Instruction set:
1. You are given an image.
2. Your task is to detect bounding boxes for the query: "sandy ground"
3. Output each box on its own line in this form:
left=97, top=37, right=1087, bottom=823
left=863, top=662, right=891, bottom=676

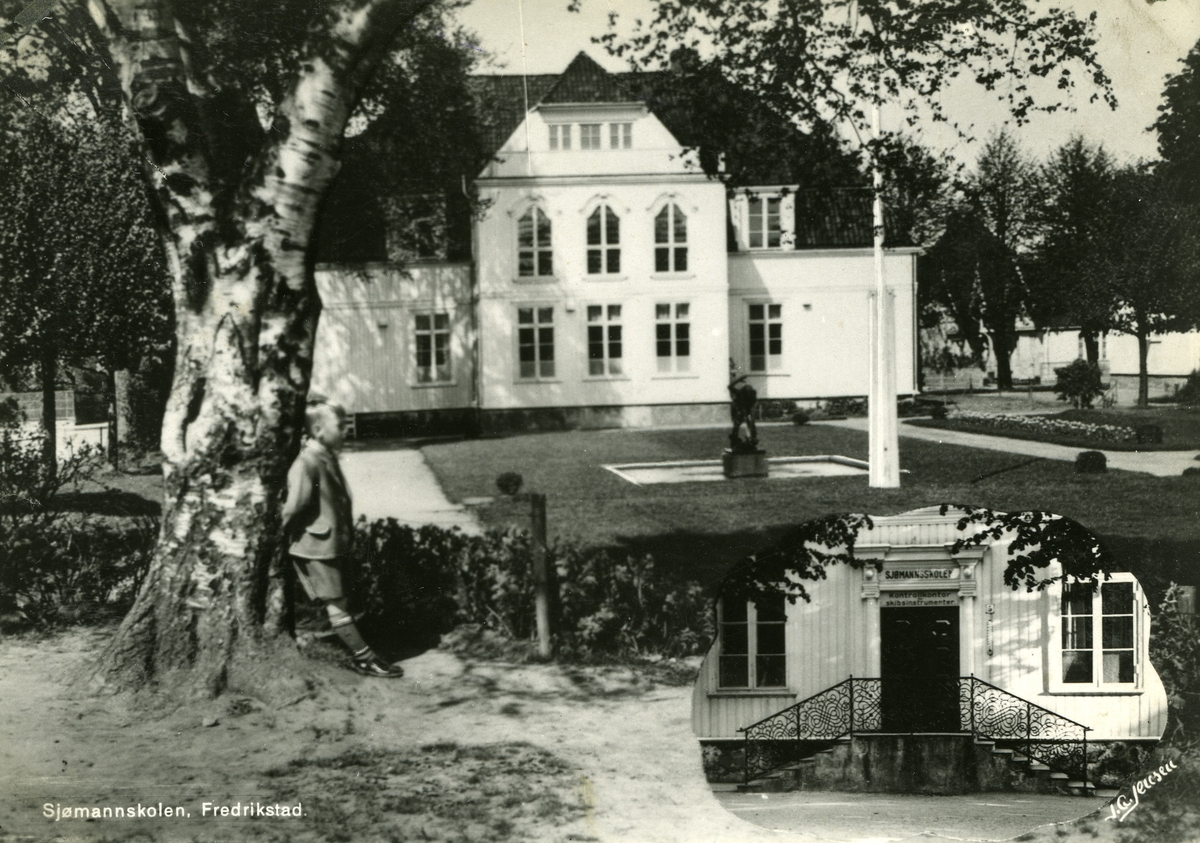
left=0, top=626, right=1131, bottom=843
left=0, top=626, right=768, bottom=843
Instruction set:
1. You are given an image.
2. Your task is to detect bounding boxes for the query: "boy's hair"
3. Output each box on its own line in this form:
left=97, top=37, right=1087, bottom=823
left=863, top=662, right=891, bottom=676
left=304, top=400, right=345, bottom=436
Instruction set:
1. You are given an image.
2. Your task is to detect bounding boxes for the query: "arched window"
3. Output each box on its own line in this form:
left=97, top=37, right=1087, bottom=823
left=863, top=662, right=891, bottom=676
left=655, top=204, right=687, bottom=272
left=586, top=205, right=620, bottom=274
left=518, top=207, right=552, bottom=277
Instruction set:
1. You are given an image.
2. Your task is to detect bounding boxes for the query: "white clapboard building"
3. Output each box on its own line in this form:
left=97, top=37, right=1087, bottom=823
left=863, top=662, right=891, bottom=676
left=694, top=507, right=1168, bottom=793
left=311, top=53, right=918, bottom=433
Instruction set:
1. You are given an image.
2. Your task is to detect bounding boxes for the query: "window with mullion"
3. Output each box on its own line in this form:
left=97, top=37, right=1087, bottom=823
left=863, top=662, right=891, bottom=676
left=655, top=302, right=690, bottom=373
left=654, top=205, right=688, bottom=272
left=580, top=123, right=601, bottom=150
left=1061, top=579, right=1137, bottom=687
left=414, top=312, right=451, bottom=383
left=748, top=196, right=781, bottom=249
left=586, top=304, right=622, bottom=376
left=517, top=307, right=555, bottom=380
left=518, top=208, right=553, bottom=278
left=748, top=303, right=782, bottom=372
left=719, top=594, right=786, bottom=689
left=587, top=206, right=621, bottom=275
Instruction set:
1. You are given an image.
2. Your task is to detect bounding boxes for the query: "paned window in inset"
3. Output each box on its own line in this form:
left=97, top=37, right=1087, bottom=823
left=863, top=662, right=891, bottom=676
left=587, top=206, right=621, bottom=274
left=1061, top=580, right=1137, bottom=686
left=718, top=594, right=786, bottom=689
left=655, top=205, right=688, bottom=272
left=748, top=195, right=781, bottom=248
left=517, top=307, right=555, bottom=380
left=586, top=304, right=622, bottom=376
left=655, top=303, right=690, bottom=373
left=414, top=312, right=451, bottom=383
left=517, top=207, right=552, bottom=278
left=748, top=303, right=782, bottom=372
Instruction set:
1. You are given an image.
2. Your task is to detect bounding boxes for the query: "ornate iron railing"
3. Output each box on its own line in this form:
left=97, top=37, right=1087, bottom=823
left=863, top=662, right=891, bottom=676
left=959, top=675, right=1090, bottom=786
left=739, top=675, right=1090, bottom=787
left=740, top=677, right=882, bottom=783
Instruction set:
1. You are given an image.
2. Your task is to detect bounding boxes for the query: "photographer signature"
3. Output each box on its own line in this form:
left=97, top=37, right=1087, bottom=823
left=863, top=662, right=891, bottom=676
left=1104, top=759, right=1177, bottom=822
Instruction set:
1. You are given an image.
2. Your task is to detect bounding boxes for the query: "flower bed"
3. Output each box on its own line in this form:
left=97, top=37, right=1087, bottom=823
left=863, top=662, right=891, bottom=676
left=945, top=411, right=1138, bottom=444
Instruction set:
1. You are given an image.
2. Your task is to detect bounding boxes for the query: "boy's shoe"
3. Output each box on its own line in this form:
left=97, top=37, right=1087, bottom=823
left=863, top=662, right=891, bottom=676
left=352, top=655, right=404, bottom=678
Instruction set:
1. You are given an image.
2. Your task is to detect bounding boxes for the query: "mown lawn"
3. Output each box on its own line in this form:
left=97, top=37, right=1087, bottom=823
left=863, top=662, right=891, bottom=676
left=422, top=423, right=1200, bottom=596
left=911, top=406, right=1200, bottom=451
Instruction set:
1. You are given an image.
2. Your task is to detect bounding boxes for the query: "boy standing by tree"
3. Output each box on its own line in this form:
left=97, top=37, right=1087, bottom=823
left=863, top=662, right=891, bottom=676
left=282, top=399, right=403, bottom=678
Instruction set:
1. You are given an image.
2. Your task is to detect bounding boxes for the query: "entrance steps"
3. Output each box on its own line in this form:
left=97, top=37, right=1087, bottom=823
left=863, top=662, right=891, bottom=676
left=738, top=734, right=1098, bottom=796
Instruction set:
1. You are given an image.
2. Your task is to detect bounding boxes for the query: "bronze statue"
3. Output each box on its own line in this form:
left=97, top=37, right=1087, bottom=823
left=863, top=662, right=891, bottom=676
left=728, top=365, right=759, bottom=452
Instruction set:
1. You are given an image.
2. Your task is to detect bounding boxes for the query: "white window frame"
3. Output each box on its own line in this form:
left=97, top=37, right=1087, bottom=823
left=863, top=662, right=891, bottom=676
left=516, top=305, right=556, bottom=382
left=548, top=124, right=571, bottom=150
left=579, top=123, right=602, bottom=150
left=716, top=595, right=787, bottom=691
left=655, top=302, right=691, bottom=374
left=654, top=204, right=688, bottom=274
left=586, top=205, right=621, bottom=276
left=413, top=311, right=452, bottom=385
left=516, top=206, right=553, bottom=280
left=747, top=195, right=782, bottom=249
left=586, top=303, right=623, bottom=378
left=747, top=302, right=783, bottom=372
left=609, top=122, right=632, bottom=149
left=1049, top=573, right=1145, bottom=694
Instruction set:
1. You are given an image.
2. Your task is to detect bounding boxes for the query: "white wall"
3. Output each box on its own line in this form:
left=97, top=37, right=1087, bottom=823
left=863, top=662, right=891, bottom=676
left=727, top=250, right=919, bottom=399
left=475, top=103, right=730, bottom=411
left=311, top=263, right=474, bottom=414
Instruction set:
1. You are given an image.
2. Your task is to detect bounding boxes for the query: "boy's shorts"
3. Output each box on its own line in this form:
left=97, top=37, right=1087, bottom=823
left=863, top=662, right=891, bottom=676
left=292, top=557, right=344, bottom=602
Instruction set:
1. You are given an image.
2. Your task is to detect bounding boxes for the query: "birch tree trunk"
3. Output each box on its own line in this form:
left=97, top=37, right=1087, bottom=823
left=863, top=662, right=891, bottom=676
left=85, top=0, right=432, bottom=699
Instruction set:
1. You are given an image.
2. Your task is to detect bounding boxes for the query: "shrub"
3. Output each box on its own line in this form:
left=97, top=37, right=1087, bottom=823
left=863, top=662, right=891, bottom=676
left=791, top=409, right=810, bottom=426
left=931, top=404, right=948, bottom=420
left=1175, top=370, right=1200, bottom=406
left=346, top=519, right=713, bottom=661
left=1075, top=451, right=1107, bottom=473
left=0, top=424, right=154, bottom=628
left=1136, top=424, right=1164, bottom=445
left=822, top=397, right=867, bottom=418
left=1054, top=358, right=1106, bottom=409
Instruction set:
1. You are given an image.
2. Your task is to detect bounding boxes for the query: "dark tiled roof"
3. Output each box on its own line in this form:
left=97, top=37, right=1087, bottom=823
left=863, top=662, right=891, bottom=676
left=540, top=52, right=640, bottom=105
left=792, top=189, right=911, bottom=249
left=471, top=52, right=646, bottom=157
left=468, top=74, right=559, bottom=160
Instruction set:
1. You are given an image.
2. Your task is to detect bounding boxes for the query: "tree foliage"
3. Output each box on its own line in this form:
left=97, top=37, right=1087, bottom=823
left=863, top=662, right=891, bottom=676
left=1026, top=135, right=1115, bottom=361
left=1093, top=169, right=1200, bottom=407
left=720, top=507, right=1111, bottom=610
left=1155, top=37, right=1200, bottom=202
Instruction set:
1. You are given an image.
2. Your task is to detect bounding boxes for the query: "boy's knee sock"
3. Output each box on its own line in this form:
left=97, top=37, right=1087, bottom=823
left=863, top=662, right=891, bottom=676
left=326, top=604, right=371, bottom=657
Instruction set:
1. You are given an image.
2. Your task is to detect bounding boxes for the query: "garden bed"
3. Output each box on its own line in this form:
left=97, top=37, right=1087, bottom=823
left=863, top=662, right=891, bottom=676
left=910, top=407, right=1200, bottom=451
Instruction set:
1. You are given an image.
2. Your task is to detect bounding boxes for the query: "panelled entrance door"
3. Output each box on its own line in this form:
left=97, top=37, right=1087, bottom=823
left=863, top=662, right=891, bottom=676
left=880, top=606, right=960, bottom=732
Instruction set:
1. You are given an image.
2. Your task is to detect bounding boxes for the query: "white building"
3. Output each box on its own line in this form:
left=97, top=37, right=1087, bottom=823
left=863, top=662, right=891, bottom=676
left=312, top=53, right=918, bottom=433
left=694, top=507, right=1168, bottom=793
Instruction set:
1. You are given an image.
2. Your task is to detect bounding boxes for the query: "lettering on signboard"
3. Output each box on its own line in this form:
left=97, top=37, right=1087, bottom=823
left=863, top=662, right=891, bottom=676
left=880, top=590, right=959, bottom=608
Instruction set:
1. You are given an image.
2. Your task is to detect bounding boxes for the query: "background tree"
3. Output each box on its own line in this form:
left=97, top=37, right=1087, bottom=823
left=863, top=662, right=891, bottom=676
left=1095, top=169, right=1200, bottom=408
left=922, top=130, right=1041, bottom=391
left=1, top=0, right=481, bottom=700
left=1154, top=37, right=1200, bottom=203
left=1026, top=136, right=1115, bottom=364
left=0, top=106, right=168, bottom=477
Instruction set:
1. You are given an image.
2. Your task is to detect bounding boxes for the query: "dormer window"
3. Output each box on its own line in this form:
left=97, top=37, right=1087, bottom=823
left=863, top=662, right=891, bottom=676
left=610, top=123, right=631, bottom=149
left=580, top=124, right=602, bottom=150
left=748, top=195, right=781, bottom=249
left=548, top=124, right=571, bottom=150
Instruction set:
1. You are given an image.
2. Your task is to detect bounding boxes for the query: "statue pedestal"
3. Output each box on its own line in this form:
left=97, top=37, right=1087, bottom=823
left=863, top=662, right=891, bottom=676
left=723, top=449, right=768, bottom=478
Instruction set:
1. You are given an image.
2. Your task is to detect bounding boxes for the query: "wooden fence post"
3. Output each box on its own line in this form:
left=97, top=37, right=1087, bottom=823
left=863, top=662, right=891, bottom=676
left=530, top=492, right=551, bottom=657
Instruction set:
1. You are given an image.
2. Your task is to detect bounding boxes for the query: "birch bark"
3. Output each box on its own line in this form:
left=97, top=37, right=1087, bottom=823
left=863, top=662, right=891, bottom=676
left=86, top=0, right=432, bottom=697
